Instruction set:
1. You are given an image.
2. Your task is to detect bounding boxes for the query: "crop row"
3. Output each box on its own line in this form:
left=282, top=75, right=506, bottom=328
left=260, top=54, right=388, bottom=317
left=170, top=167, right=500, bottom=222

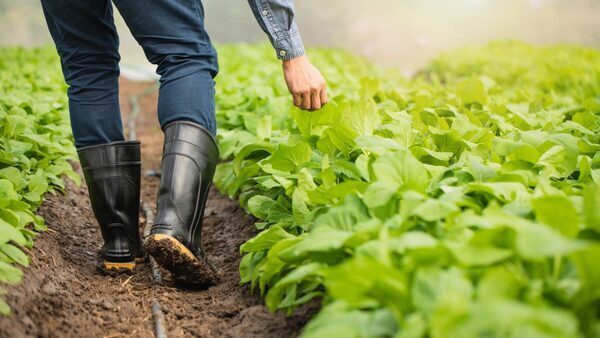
left=0, top=47, right=78, bottom=314
left=214, top=42, right=600, bottom=337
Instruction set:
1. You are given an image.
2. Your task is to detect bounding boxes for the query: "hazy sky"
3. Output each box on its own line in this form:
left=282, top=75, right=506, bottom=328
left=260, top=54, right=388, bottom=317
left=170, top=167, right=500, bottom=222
left=1, top=0, right=599, bottom=72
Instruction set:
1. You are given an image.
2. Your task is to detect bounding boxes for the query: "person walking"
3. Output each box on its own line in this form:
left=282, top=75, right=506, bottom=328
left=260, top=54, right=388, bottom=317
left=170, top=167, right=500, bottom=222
left=41, top=0, right=328, bottom=285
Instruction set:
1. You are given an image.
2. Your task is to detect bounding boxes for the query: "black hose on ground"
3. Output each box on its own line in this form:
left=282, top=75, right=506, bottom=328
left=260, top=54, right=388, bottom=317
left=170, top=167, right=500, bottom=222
left=127, top=83, right=168, bottom=338
left=151, top=299, right=168, bottom=338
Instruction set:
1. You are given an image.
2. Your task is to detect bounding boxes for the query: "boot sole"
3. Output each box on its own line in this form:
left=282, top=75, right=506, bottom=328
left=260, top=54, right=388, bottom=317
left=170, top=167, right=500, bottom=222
left=101, top=257, right=145, bottom=274
left=146, top=234, right=219, bottom=286
left=102, top=261, right=135, bottom=272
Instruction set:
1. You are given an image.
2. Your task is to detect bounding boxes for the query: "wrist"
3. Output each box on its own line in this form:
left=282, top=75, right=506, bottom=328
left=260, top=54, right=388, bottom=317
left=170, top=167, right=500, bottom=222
left=282, top=55, right=308, bottom=68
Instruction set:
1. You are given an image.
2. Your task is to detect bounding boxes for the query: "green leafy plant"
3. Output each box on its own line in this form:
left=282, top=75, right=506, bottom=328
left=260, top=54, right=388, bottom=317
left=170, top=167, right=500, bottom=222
left=215, top=42, right=600, bottom=337
left=0, top=47, right=78, bottom=314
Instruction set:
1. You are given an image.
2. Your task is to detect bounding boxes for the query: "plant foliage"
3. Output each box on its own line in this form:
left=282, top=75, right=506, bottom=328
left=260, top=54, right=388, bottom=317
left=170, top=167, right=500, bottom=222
left=0, top=47, right=78, bottom=314
left=215, top=41, right=600, bottom=337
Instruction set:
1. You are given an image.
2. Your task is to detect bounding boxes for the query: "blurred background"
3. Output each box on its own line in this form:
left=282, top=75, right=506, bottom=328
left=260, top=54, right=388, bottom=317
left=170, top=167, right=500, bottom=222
left=1, top=0, right=598, bottom=74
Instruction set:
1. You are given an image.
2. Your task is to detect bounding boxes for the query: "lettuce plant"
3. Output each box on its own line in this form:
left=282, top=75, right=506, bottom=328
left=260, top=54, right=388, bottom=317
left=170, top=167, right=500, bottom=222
left=0, top=47, right=78, bottom=314
left=215, top=42, right=600, bottom=338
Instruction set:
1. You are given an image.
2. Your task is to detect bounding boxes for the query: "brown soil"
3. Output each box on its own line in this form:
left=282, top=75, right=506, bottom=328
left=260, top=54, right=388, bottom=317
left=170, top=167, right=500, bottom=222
left=0, top=79, right=317, bottom=338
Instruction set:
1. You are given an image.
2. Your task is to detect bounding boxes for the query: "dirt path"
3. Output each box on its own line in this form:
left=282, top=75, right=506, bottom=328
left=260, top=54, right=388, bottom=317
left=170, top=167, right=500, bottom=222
left=0, top=80, right=316, bottom=338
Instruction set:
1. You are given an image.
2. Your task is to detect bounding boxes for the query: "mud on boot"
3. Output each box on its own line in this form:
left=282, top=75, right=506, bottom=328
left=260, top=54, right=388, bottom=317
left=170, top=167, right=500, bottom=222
left=146, top=121, right=220, bottom=286
left=78, top=141, right=145, bottom=273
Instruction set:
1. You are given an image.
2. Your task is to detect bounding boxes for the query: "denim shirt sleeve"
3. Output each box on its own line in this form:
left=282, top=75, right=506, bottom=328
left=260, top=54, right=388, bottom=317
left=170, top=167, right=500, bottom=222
left=247, top=0, right=305, bottom=60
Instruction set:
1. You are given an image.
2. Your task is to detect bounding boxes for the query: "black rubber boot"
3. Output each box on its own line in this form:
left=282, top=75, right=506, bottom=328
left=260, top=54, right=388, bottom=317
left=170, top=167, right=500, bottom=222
left=146, top=121, right=219, bottom=286
left=78, top=141, right=145, bottom=273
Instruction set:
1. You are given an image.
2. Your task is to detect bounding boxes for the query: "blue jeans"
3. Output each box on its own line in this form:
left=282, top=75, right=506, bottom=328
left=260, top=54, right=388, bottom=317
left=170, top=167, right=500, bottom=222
left=41, top=0, right=218, bottom=148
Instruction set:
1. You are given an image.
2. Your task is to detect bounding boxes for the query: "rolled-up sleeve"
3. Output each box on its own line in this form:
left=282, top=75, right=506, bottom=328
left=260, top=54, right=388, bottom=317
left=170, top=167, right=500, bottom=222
left=247, top=0, right=305, bottom=60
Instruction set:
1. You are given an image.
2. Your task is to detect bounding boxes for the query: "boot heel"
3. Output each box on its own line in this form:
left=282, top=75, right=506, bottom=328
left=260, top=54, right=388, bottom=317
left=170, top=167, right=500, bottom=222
left=102, top=245, right=137, bottom=273
left=150, top=121, right=219, bottom=286
left=78, top=141, right=145, bottom=276
left=146, top=234, right=219, bottom=286
left=102, top=260, right=136, bottom=273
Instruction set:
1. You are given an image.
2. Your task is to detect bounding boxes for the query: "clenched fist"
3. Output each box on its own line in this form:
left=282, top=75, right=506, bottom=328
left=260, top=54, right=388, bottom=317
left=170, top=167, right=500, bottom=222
left=282, top=55, right=328, bottom=111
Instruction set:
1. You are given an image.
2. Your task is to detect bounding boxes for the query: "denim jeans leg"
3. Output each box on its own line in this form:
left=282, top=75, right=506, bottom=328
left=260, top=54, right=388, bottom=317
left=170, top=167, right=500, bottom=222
left=41, top=0, right=124, bottom=148
left=112, top=0, right=219, bottom=137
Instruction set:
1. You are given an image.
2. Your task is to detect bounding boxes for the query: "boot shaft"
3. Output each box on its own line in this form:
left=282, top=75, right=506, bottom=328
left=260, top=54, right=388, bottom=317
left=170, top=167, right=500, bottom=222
left=153, top=121, right=218, bottom=254
left=78, top=141, right=142, bottom=262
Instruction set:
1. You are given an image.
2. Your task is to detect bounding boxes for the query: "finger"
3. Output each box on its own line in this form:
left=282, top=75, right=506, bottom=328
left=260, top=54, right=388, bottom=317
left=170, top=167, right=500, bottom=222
left=292, top=93, right=302, bottom=108
left=310, top=91, right=321, bottom=111
left=301, top=92, right=311, bottom=110
left=320, top=88, right=329, bottom=106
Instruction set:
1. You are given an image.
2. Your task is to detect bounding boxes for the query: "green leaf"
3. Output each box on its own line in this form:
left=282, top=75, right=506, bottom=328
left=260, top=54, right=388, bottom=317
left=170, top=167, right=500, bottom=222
left=301, top=302, right=397, bottom=338
left=278, top=229, right=352, bottom=263
left=0, top=179, right=19, bottom=208
left=0, top=261, right=22, bottom=284
left=0, top=218, right=27, bottom=246
left=456, top=76, right=487, bottom=104
left=240, top=226, right=295, bottom=253
left=412, top=267, right=473, bottom=317
left=267, top=141, right=312, bottom=172
left=476, top=266, right=522, bottom=300
left=0, top=297, right=10, bottom=315
left=323, top=257, right=408, bottom=311
left=514, top=221, right=588, bottom=260
left=266, top=262, right=324, bottom=310
left=292, top=102, right=337, bottom=137
left=582, top=184, right=600, bottom=232
left=571, top=245, right=600, bottom=301
left=431, top=299, right=580, bottom=338
left=532, top=195, right=579, bottom=237
left=362, top=181, right=399, bottom=209
left=313, top=195, right=369, bottom=231
left=0, top=244, right=28, bottom=267
left=466, top=182, right=528, bottom=202
left=372, top=150, right=429, bottom=192
left=246, top=195, right=291, bottom=223
left=233, top=142, right=275, bottom=175
left=411, top=198, right=460, bottom=222
left=335, top=100, right=380, bottom=138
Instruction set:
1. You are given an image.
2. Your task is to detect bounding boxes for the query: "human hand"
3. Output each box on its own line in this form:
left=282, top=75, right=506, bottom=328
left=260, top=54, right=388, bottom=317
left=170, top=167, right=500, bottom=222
left=282, top=55, right=328, bottom=111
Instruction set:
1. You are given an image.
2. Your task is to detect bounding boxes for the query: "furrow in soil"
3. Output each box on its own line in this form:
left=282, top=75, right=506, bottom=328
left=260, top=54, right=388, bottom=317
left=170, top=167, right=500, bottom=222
left=0, top=79, right=317, bottom=338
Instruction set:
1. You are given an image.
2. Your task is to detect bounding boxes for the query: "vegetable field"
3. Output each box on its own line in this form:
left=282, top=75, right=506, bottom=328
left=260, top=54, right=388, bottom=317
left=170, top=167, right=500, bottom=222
left=215, top=41, right=600, bottom=338
left=0, top=47, right=78, bottom=314
left=1, top=41, right=599, bottom=337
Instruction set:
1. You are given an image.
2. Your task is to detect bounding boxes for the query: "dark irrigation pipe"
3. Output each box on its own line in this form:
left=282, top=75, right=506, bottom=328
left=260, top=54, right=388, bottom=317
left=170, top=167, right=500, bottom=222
left=152, top=299, right=168, bottom=338
left=127, top=84, right=168, bottom=338
left=144, top=205, right=168, bottom=338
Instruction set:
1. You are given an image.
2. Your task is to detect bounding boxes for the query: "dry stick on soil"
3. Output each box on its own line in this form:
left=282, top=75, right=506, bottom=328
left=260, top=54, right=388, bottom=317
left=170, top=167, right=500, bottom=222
left=121, top=275, right=134, bottom=287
